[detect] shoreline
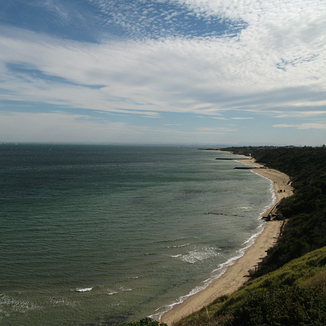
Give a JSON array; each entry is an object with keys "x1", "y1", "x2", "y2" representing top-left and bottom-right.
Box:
[{"x1": 160, "y1": 155, "x2": 293, "y2": 325}]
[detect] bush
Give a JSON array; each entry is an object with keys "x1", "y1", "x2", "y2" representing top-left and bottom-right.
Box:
[
  {"x1": 121, "y1": 317, "x2": 167, "y2": 326},
  {"x1": 225, "y1": 285, "x2": 326, "y2": 326}
]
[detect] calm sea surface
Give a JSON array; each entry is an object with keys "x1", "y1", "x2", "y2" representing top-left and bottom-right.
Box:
[{"x1": 0, "y1": 145, "x2": 273, "y2": 325}]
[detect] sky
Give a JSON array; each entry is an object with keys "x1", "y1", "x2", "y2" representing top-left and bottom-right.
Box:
[{"x1": 0, "y1": 0, "x2": 325, "y2": 146}]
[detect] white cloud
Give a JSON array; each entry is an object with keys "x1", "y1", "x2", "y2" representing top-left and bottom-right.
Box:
[
  {"x1": 276, "y1": 111, "x2": 326, "y2": 118},
  {"x1": 0, "y1": 111, "x2": 133, "y2": 143},
  {"x1": 0, "y1": 111, "x2": 230, "y2": 143},
  {"x1": 273, "y1": 123, "x2": 326, "y2": 130},
  {"x1": 40, "y1": 0, "x2": 71, "y2": 22},
  {"x1": 1, "y1": 17, "x2": 325, "y2": 118},
  {"x1": 0, "y1": 0, "x2": 325, "y2": 145},
  {"x1": 231, "y1": 117, "x2": 254, "y2": 120},
  {"x1": 175, "y1": 0, "x2": 326, "y2": 88},
  {"x1": 212, "y1": 116, "x2": 227, "y2": 120}
]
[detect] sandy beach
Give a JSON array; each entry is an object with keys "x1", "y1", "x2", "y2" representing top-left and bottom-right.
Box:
[{"x1": 160, "y1": 156, "x2": 293, "y2": 325}]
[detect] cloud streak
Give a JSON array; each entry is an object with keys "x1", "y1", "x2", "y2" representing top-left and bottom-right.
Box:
[{"x1": 274, "y1": 123, "x2": 326, "y2": 130}]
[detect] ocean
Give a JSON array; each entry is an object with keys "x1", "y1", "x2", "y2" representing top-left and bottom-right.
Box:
[{"x1": 0, "y1": 144, "x2": 273, "y2": 325}]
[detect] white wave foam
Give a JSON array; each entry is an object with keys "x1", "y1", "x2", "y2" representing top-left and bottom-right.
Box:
[
  {"x1": 158, "y1": 237, "x2": 187, "y2": 244},
  {"x1": 252, "y1": 171, "x2": 277, "y2": 217},
  {"x1": 75, "y1": 287, "x2": 93, "y2": 293},
  {"x1": 180, "y1": 247, "x2": 220, "y2": 264},
  {"x1": 210, "y1": 223, "x2": 265, "y2": 279},
  {"x1": 0, "y1": 294, "x2": 39, "y2": 314},
  {"x1": 239, "y1": 206, "x2": 252, "y2": 210},
  {"x1": 167, "y1": 243, "x2": 190, "y2": 249},
  {"x1": 50, "y1": 298, "x2": 77, "y2": 307},
  {"x1": 149, "y1": 283, "x2": 209, "y2": 321},
  {"x1": 151, "y1": 223, "x2": 267, "y2": 321}
]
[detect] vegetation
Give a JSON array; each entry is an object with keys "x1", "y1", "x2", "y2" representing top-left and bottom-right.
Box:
[
  {"x1": 121, "y1": 318, "x2": 167, "y2": 326},
  {"x1": 223, "y1": 146, "x2": 326, "y2": 275},
  {"x1": 124, "y1": 146, "x2": 326, "y2": 326},
  {"x1": 176, "y1": 247, "x2": 326, "y2": 326}
]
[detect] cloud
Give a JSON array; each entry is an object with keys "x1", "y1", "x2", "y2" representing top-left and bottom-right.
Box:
[
  {"x1": 87, "y1": 0, "x2": 239, "y2": 39},
  {"x1": 40, "y1": 0, "x2": 71, "y2": 22},
  {"x1": 0, "y1": 0, "x2": 325, "y2": 145},
  {"x1": 0, "y1": 111, "x2": 132, "y2": 143},
  {"x1": 0, "y1": 111, "x2": 233, "y2": 144},
  {"x1": 231, "y1": 117, "x2": 254, "y2": 120},
  {"x1": 1, "y1": 15, "x2": 325, "y2": 119},
  {"x1": 212, "y1": 116, "x2": 227, "y2": 120},
  {"x1": 275, "y1": 111, "x2": 326, "y2": 118},
  {"x1": 273, "y1": 123, "x2": 326, "y2": 130},
  {"x1": 0, "y1": 111, "x2": 180, "y2": 143}
]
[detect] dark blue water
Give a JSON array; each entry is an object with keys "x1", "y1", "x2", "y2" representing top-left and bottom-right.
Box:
[{"x1": 0, "y1": 144, "x2": 272, "y2": 325}]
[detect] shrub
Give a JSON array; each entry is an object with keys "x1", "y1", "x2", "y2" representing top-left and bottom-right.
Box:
[{"x1": 121, "y1": 317, "x2": 167, "y2": 326}]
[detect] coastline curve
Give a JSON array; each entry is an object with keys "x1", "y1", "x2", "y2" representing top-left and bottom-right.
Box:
[{"x1": 158, "y1": 156, "x2": 293, "y2": 325}]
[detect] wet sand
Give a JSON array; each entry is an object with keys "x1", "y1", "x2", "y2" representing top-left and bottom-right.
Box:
[{"x1": 160, "y1": 156, "x2": 293, "y2": 325}]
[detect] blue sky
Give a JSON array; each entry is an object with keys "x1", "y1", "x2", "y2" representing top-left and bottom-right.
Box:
[{"x1": 0, "y1": 0, "x2": 325, "y2": 145}]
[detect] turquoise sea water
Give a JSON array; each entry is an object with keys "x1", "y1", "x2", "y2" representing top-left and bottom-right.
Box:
[{"x1": 0, "y1": 145, "x2": 273, "y2": 325}]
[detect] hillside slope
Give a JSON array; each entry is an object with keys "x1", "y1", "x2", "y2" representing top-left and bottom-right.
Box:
[{"x1": 176, "y1": 246, "x2": 326, "y2": 326}]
